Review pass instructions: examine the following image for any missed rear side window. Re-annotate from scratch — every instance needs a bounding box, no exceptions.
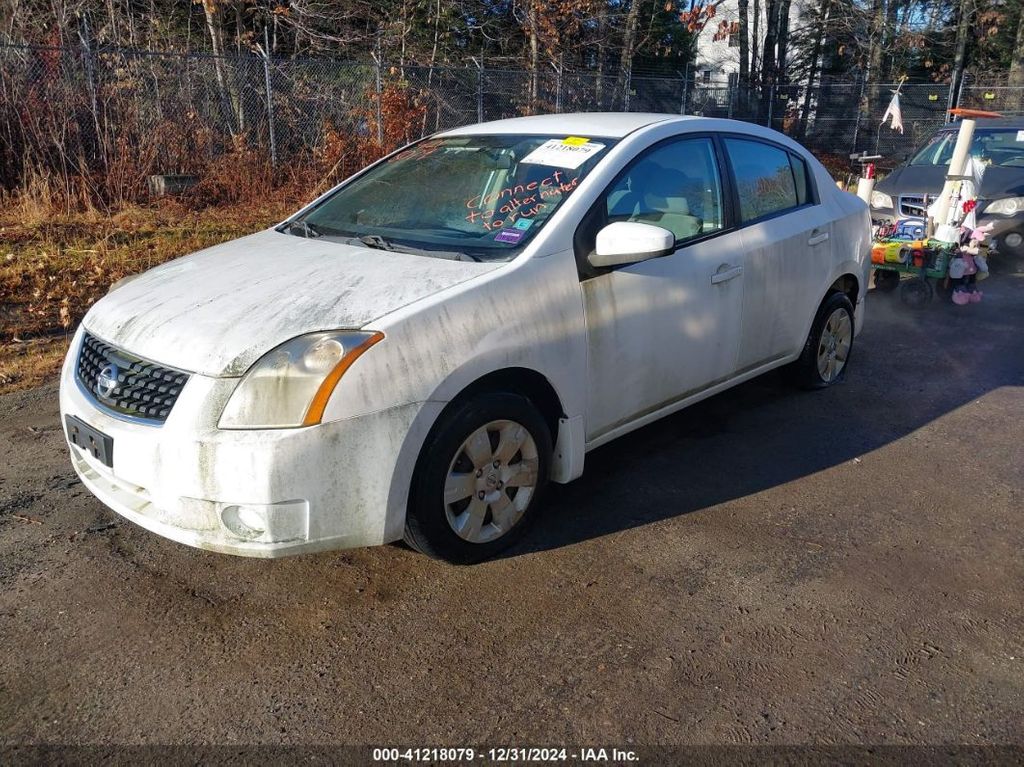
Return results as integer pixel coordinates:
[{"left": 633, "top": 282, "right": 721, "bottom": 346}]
[
  {"left": 724, "top": 138, "right": 803, "bottom": 222},
  {"left": 790, "top": 154, "right": 812, "bottom": 206}
]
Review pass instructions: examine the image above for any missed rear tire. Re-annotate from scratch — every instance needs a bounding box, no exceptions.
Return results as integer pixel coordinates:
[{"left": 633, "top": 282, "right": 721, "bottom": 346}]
[
  {"left": 791, "top": 292, "right": 855, "bottom": 390},
  {"left": 404, "top": 392, "right": 551, "bottom": 564}
]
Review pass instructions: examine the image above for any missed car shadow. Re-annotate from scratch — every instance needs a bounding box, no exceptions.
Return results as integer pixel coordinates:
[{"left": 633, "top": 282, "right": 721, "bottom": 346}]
[{"left": 502, "top": 260, "right": 1024, "bottom": 559}]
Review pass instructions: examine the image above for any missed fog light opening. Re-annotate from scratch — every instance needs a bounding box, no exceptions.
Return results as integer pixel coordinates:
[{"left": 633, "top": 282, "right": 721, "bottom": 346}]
[
  {"left": 220, "top": 500, "right": 309, "bottom": 543},
  {"left": 221, "top": 505, "right": 266, "bottom": 540}
]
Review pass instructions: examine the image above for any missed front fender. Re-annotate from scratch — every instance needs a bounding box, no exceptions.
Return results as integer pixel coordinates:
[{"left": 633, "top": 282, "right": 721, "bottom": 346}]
[{"left": 358, "top": 251, "right": 589, "bottom": 542}]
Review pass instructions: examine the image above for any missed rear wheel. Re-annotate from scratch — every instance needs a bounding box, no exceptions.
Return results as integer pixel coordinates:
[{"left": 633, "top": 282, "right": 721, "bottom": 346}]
[
  {"left": 791, "top": 292, "right": 855, "bottom": 390},
  {"left": 404, "top": 392, "right": 551, "bottom": 564}
]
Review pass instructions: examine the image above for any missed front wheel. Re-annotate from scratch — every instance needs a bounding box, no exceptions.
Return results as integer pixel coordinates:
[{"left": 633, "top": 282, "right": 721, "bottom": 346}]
[
  {"left": 404, "top": 393, "right": 551, "bottom": 564},
  {"left": 791, "top": 292, "right": 855, "bottom": 390}
]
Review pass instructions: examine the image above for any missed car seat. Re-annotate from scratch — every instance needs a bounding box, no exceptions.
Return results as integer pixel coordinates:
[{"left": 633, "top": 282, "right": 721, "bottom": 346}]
[{"left": 634, "top": 166, "right": 703, "bottom": 239}]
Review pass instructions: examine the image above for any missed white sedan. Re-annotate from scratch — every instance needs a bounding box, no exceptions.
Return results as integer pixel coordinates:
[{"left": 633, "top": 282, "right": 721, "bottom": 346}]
[{"left": 60, "top": 113, "right": 871, "bottom": 563}]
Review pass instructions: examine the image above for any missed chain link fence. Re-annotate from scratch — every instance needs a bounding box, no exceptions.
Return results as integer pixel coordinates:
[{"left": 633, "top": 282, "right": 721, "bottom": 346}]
[{"left": 2, "top": 41, "right": 1023, "bottom": 201}]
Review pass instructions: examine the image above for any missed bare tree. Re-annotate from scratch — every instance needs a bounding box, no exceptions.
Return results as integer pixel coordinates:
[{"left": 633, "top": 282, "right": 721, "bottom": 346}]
[
  {"left": 1008, "top": 4, "right": 1024, "bottom": 87},
  {"left": 613, "top": 0, "right": 642, "bottom": 109},
  {"left": 798, "top": 0, "right": 830, "bottom": 138},
  {"left": 737, "top": 0, "right": 749, "bottom": 86},
  {"left": 775, "top": 0, "right": 792, "bottom": 82}
]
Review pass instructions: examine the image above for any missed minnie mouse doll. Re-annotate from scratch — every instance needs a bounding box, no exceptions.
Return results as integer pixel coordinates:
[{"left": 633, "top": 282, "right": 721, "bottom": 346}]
[{"left": 950, "top": 223, "right": 993, "bottom": 305}]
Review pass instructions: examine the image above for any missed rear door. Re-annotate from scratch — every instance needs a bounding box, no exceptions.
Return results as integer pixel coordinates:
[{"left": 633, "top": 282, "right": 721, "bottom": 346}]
[{"left": 721, "top": 137, "right": 834, "bottom": 369}]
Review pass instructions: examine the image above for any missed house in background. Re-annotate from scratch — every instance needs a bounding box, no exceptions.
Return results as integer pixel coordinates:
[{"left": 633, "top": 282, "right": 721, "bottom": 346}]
[{"left": 691, "top": 0, "right": 808, "bottom": 86}]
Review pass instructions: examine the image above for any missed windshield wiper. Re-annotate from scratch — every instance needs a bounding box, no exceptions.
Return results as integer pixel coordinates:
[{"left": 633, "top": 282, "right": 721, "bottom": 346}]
[
  {"left": 359, "top": 234, "right": 395, "bottom": 250},
  {"left": 344, "top": 235, "right": 481, "bottom": 262},
  {"left": 283, "top": 220, "right": 324, "bottom": 238}
]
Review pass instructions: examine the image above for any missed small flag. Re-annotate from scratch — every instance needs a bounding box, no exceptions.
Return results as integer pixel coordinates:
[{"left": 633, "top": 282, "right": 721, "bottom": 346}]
[{"left": 881, "top": 91, "right": 904, "bottom": 134}]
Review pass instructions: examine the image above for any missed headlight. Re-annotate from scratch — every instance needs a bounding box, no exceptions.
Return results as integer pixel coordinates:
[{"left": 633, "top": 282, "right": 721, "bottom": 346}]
[
  {"left": 870, "top": 191, "right": 894, "bottom": 209},
  {"left": 219, "top": 331, "right": 383, "bottom": 429},
  {"left": 985, "top": 197, "right": 1024, "bottom": 216}
]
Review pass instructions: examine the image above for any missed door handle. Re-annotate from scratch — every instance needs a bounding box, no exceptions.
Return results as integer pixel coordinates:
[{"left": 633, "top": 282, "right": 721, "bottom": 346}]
[
  {"left": 808, "top": 230, "right": 830, "bottom": 246},
  {"left": 711, "top": 265, "right": 744, "bottom": 284}
]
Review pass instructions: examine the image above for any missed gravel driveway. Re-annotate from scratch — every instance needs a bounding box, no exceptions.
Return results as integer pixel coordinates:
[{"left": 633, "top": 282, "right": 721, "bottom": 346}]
[{"left": 2, "top": 266, "right": 1022, "bottom": 752}]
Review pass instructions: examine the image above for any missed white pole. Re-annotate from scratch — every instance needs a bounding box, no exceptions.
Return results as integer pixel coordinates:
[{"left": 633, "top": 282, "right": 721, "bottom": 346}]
[
  {"left": 931, "top": 117, "right": 976, "bottom": 242},
  {"left": 856, "top": 177, "right": 875, "bottom": 204}
]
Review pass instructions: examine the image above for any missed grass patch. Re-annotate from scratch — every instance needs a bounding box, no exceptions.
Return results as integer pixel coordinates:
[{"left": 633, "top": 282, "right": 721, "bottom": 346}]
[
  {"left": 0, "top": 337, "right": 68, "bottom": 395},
  {"left": 0, "top": 197, "right": 293, "bottom": 393}
]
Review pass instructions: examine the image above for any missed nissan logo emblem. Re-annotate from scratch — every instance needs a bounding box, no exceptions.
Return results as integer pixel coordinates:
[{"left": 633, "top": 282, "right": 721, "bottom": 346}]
[{"left": 96, "top": 363, "right": 120, "bottom": 399}]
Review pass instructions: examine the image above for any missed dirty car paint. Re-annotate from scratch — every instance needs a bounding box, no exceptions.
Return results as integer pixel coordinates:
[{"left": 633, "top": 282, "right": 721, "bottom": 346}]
[{"left": 82, "top": 229, "right": 500, "bottom": 377}]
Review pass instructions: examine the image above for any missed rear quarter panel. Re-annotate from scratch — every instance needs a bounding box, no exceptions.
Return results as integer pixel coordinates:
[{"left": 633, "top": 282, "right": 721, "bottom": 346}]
[
  {"left": 789, "top": 167, "right": 871, "bottom": 346},
  {"left": 832, "top": 189, "right": 873, "bottom": 307}
]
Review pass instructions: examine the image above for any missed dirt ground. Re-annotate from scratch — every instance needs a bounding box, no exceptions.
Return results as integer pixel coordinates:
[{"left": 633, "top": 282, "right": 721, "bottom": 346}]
[{"left": 1, "top": 265, "right": 1023, "bottom": 751}]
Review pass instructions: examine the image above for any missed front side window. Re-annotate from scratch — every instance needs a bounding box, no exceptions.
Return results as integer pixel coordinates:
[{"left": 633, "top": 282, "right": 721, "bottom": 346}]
[
  {"left": 724, "top": 137, "right": 800, "bottom": 222},
  {"left": 290, "top": 134, "right": 615, "bottom": 261},
  {"left": 603, "top": 136, "right": 725, "bottom": 243}
]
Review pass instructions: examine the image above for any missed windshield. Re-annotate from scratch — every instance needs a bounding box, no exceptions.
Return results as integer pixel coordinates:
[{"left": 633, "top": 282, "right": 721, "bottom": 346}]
[
  {"left": 909, "top": 128, "right": 1024, "bottom": 168},
  {"left": 289, "top": 133, "right": 616, "bottom": 261}
]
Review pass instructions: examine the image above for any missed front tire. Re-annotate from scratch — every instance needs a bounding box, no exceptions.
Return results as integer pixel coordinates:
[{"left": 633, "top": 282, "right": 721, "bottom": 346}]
[
  {"left": 404, "top": 392, "right": 551, "bottom": 564},
  {"left": 792, "top": 292, "right": 855, "bottom": 390}
]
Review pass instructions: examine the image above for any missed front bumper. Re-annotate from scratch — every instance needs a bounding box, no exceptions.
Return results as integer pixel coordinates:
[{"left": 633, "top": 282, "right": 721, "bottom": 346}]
[{"left": 59, "top": 330, "right": 426, "bottom": 557}]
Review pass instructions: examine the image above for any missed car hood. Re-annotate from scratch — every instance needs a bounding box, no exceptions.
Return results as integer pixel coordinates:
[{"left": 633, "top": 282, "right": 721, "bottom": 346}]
[
  {"left": 83, "top": 229, "right": 500, "bottom": 377},
  {"left": 877, "top": 162, "right": 1024, "bottom": 200}
]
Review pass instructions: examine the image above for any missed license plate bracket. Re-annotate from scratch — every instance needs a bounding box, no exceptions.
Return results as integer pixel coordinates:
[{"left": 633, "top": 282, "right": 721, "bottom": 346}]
[{"left": 66, "top": 415, "right": 114, "bottom": 468}]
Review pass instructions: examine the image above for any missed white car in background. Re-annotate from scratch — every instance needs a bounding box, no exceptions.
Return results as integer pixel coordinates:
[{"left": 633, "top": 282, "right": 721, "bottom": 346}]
[{"left": 60, "top": 113, "right": 871, "bottom": 564}]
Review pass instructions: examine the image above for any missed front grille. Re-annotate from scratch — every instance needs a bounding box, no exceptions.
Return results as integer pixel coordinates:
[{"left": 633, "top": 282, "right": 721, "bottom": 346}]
[
  {"left": 899, "top": 194, "right": 928, "bottom": 217},
  {"left": 76, "top": 333, "right": 189, "bottom": 423}
]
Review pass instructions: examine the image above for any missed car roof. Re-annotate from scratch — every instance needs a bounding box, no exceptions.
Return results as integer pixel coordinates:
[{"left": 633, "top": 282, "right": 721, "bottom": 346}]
[
  {"left": 938, "top": 116, "right": 1024, "bottom": 131},
  {"left": 438, "top": 112, "right": 699, "bottom": 139}
]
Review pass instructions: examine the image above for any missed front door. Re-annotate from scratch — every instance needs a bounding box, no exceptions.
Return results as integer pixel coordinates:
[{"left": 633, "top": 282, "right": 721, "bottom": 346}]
[{"left": 579, "top": 135, "right": 745, "bottom": 441}]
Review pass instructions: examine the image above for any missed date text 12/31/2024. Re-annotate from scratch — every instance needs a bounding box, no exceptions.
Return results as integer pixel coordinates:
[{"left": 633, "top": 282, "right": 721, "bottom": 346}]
[{"left": 372, "top": 747, "right": 639, "bottom": 762}]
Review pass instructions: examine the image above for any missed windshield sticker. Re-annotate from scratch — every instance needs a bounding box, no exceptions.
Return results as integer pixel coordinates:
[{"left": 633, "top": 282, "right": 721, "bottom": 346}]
[
  {"left": 522, "top": 139, "right": 606, "bottom": 169},
  {"left": 514, "top": 218, "right": 533, "bottom": 230},
  {"left": 1017, "top": 130, "right": 1024, "bottom": 142},
  {"left": 494, "top": 229, "right": 524, "bottom": 244},
  {"left": 562, "top": 136, "right": 590, "bottom": 146}
]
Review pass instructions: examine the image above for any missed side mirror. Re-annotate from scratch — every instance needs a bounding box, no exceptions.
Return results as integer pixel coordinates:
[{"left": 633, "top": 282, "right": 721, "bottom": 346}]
[{"left": 589, "top": 222, "right": 675, "bottom": 269}]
